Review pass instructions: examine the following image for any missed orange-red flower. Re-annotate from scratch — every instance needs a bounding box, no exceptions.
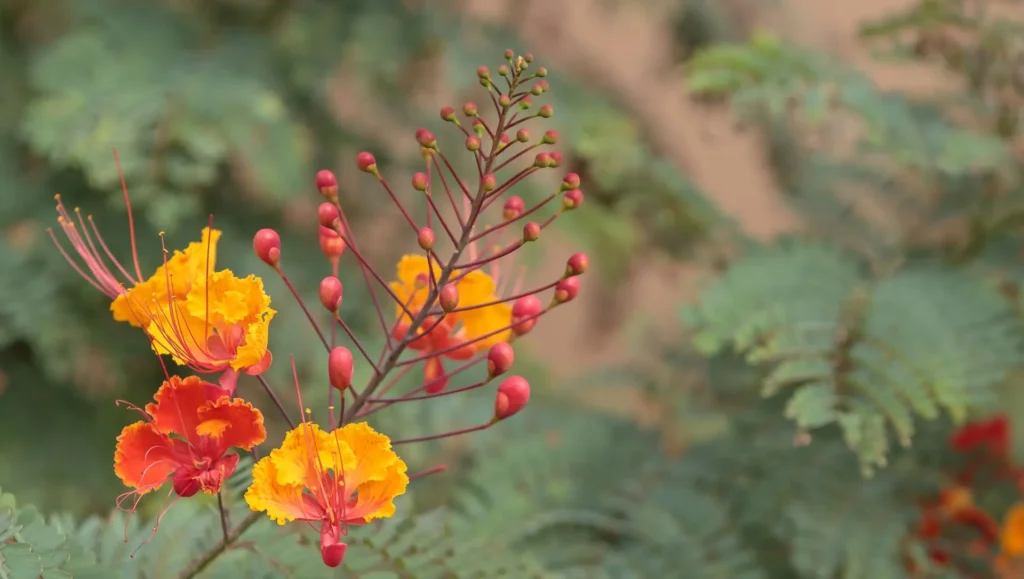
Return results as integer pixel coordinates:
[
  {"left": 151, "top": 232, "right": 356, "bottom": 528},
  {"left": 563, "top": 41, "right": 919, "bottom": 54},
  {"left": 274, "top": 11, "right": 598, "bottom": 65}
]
[
  {"left": 389, "top": 255, "right": 512, "bottom": 392},
  {"left": 114, "top": 375, "right": 265, "bottom": 503},
  {"left": 244, "top": 421, "right": 408, "bottom": 567}
]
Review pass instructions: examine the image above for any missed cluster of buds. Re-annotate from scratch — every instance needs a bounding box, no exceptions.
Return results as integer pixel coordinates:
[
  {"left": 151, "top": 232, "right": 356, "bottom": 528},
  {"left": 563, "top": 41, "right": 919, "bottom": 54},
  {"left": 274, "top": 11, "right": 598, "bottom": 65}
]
[
  {"left": 908, "top": 415, "right": 1024, "bottom": 576},
  {"left": 49, "top": 49, "right": 587, "bottom": 569}
]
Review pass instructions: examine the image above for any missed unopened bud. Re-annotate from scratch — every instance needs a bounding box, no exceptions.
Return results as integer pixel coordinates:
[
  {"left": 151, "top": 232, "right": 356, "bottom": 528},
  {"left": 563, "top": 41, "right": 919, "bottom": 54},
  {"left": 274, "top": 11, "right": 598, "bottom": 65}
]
[
  {"left": 518, "top": 96, "right": 533, "bottom": 110},
  {"left": 173, "top": 472, "right": 200, "bottom": 498},
  {"left": 253, "top": 229, "right": 281, "bottom": 267},
  {"left": 565, "top": 252, "right": 589, "bottom": 277},
  {"left": 516, "top": 129, "right": 530, "bottom": 143},
  {"left": 563, "top": 189, "right": 583, "bottom": 210},
  {"left": 503, "top": 196, "right": 524, "bottom": 220},
  {"left": 440, "top": 106, "right": 456, "bottom": 122},
  {"left": 482, "top": 174, "right": 497, "bottom": 192},
  {"left": 439, "top": 284, "right": 459, "bottom": 312},
  {"left": 542, "top": 130, "right": 558, "bottom": 144},
  {"left": 487, "top": 343, "right": 514, "bottom": 377},
  {"left": 412, "top": 172, "right": 429, "bottom": 192},
  {"left": 316, "top": 170, "right": 338, "bottom": 197},
  {"left": 328, "top": 347, "right": 354, "bottom": 392},
  {"left": 498, "top": 94, "right": 511, "bottom": 108},
  {"left": 318, "top": 203, "right": 340, "bottom": 228},
  {"left": 523, "top": 222, "right": 541, "bottom": 242},
  {"left": 416, "top": 128, "right": 437, "bottom": 149},
  {"left": 463, "top": 102, "right": 478, "bottom": 117},
  {"left": 494, "top": 376, "right": 530, "bottom": 420},
  {"left": 504, "top": 48, "right": 514, "bottom": 60},
  {"left": 472, "top": 118, "right": 485, "bottom": 136},
  {"left": 539, "top": 104, "right": 553, "bottom": 118},
  {"left": 554, "top": 276, "right": 580, "bottom": 303},
  {"left": 417, "top": 227, "right": 435, "bottom": 251},
  {"left": 319, "top": 226, "right": 346, "bottom": 259},
  {"left": 356, "top": 152, "right": 377, "bottom": 174},
  {"left": 561, "top": 173, "right": 581, "bottom": 191},
  {"left": 477, "top": 66, "right": 490, "bottom": 79},
  {"left": 536, "top": 66, "right": 548, "bottom": 77},
  {"left": 499, "top": 133, "right": 511, "bottom": 147},
  {"left": 512, "top": 295, "right": 542, "bottom": 335},
  {"left": 534, "top": 152, "right": 553, "bottom": 168},
  {"left": 498, "top": 64, "right": 509, "bottom": 77},
  {"left": 549, "top": 152, "right": 563, "bottom": 167},
  {"left": 321, "top": 541, "right": 347, "bottom": 568},
  {"left": 523, "top": 53, "right": 534, "bottom": 63},
  {"left": 319, "top": 276, "right": 343, "bottom": 311},
  {"left": 466, "top": 136, "right": 481, "bottom": 152}
]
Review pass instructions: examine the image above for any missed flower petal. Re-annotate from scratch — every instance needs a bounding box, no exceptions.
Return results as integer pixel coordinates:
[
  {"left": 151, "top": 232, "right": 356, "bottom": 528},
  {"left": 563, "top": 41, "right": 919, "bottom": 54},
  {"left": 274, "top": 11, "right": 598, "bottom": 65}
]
[
  {"left": 145, "top": 375, "right": 215, "bottom": 443},
  {"left": 196, "top": 397, "right": 266, "bottom": 454},
  {"left": 245, "top": 454, "right": 319, "bottom": 525},
  {"left": 113, "top": 421, "right": 178, "bottom": 493},
  {"left": 331, "top": 422, "right": 408, "bottom": 523},
  {"left": 271, "top": 423, "right": 352, "bottom": 488},
  {"left": 1002, "top": 502, "right": 1024, "bottom": 557}
]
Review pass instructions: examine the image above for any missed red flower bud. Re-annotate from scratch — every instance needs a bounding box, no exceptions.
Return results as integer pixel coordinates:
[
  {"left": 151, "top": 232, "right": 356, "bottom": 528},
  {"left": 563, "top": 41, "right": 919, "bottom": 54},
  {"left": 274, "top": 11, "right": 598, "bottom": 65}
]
[
  {"left": 417, "top": 227, "right": 435, "bottom": 251},
  {"left": 463, "top": 101, "right": 478, "bottom": 117},
  {"left": 482, "top": 174, "right": 497, "bottom": 192},
  {"left": 321, "top": 541, "right": 347, "bottom": 568},
  {"left": 519, "top": 96, "right": 533, "bottom": 110},
  {"left": 516, "top": 129, "right": 530, "bottom": 143},
  {"left": 465, "top": 136, "right": 481, "bottom": 152},
  {"left": 328, "top": 346, "right": 354, "bottom": 392},
  {"left": 487, "top": 342, "right": 514, "bottom": 377},
  {"left": 565, "top": 252, "right": 589, "bottom": 277},
  {"left": 523, "top": 222, "right": 541, "bottom": 242},
  {"left": 319, "top": 226, "right": 346, "bottom": 259},
  {"left": 173, "top": 471, "right": 201, "bottom": 498},
  {"left": 512, "top": 295, "right": 542, "bottom": 335},
  {"left": 554, "top": 276, "right": 580, "bottom": 303},
  {"left": 440, "top": 106, "right": 456, "bottom": 122},
  {"left": 356, "top": 152, "right": 376, "bottom": 173},
  {"left": 523, "top": 53, "right": 534, "bottom": 63},
  {"left": 476, "top": 66, "right": 490, "bottom": 79},
  {"left": 549, "top": 151, "right": 563, "bottom": 168},
  {"left": 494, "top": 376, "right": 530, "bottom": 420},
  {"left": 498, "top": 64, "right": 509, "bottom": 77},
  {"left": 504, "top": 48, "right": 515, "bottom": 60},
  {"left": 530, "top": 83, "right": 544, "bottom": 96},
  {"left": 563, "top": 188, "right": 583, "bottom": 210},
  {"left": 498, "top": 94, "right": 511, "bottom": 108},
  {"left": 503, "top": 196, "right": 524, "bottom": 220},
  {"left": 253, "top": 228, "right": 281, "bottom": 267},
  {"left": 416, "top": 128, "right": 437, "bottom": 149},
  {"left": 499, "top": 133, "right": 511, "bottom": 146},
  {"left": 472, "top": 118, "right": 485, "bottom": 136},
  {"left": 562, "top": 173, "right": 581, "bottom": 191},
  {"left": 536, "top": 66, "right": 548, "bottom": 77},
  {"left": 542, "top": 130, "right": 558, "bottom": 144},
  {"left": 539, "top": 104, "right": 554, "bottom": 118},
  {"left": 318, "top": 202, "right": 340, "bottom": 228},
  {"left": 319, "top": 276, "right": 343, "bottom": 311},
  {"left": 412, "top": 172, "right": 429, "bottom": 192},
  {"left": 534, "top": 152, "right": 553, "bottom": 168},
  {"left": 439, "top": 284, "right": 459, "bottom": 312},
  {"left": 316, "top": 170, "right": 338, "bottom": 197}
]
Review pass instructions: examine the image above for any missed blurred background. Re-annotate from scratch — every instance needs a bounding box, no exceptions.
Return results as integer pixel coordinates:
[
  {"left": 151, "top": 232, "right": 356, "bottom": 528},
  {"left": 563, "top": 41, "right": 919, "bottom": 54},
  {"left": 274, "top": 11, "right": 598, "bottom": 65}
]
[{"left": 4, "top": 0, "right": 1024, "bottom": 577}]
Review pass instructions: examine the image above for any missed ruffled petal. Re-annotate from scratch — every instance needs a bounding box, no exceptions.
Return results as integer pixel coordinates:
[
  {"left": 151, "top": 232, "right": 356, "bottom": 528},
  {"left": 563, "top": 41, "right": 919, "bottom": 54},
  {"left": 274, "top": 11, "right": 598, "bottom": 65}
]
[
  {"left": 196, "top": 397, "right": 266, "bottom": 454},
  {"left": 113, "top": 422, "right": 178, "bottom": 493},
  {"left": 145, "top": 375, "right": 215, "bottom": 443},
  {"left": 1002, "top": 502, "right": 1024, "bottom": 557},
  {"left": 332, "top": 422, "right": 408, "bottom": 523},
  {"left": 245, "top": 454, "right": 320, "bottom": 525}
]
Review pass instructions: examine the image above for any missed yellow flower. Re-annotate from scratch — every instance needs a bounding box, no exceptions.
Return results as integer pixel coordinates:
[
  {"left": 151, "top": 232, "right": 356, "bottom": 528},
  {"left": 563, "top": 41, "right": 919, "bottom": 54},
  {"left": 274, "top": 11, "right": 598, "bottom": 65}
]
[
  {"left": 142, "top": 269, "right": 276, "bottom": 374},
  {"left": 244, "top": 422, "right": 408, "bottom": 526},
  {"left": 388, "top": 254, "right": 512, "bottom": 351},
  {"left": 111, "top": 227, "right": 222, "bottom": 327}
]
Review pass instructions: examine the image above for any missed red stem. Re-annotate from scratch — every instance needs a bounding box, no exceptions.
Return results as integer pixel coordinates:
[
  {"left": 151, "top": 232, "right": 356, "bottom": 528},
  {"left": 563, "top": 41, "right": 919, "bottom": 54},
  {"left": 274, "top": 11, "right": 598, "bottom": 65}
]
[
  {"left": 392, "top": 422, "right": 492, "bottom": 445},
  {"left": 277, "top": 270, "right": 330, "bottom": 351}
]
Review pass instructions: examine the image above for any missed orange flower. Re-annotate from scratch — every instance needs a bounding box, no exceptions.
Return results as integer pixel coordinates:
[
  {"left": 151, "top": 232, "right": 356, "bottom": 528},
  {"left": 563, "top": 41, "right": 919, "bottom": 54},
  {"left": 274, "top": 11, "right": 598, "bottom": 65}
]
[
  {"left": 388, "top": 255, "right": 512, "bottom": 392},
  {"left": 244, "top": 421, "right": 408, "bottom": 567},
  {"left": 1001, "top": 502, "right": 1024, "bottom": 558},
  {"left": 114, "top": 375, "right": 265, "bottom": 503}
]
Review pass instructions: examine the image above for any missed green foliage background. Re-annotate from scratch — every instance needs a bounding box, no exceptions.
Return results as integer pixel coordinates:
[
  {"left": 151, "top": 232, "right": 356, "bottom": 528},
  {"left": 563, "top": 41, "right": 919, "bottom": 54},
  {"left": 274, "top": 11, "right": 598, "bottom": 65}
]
[{"left": 3, "top": 0, "right": 1024, "bottom": 577}]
